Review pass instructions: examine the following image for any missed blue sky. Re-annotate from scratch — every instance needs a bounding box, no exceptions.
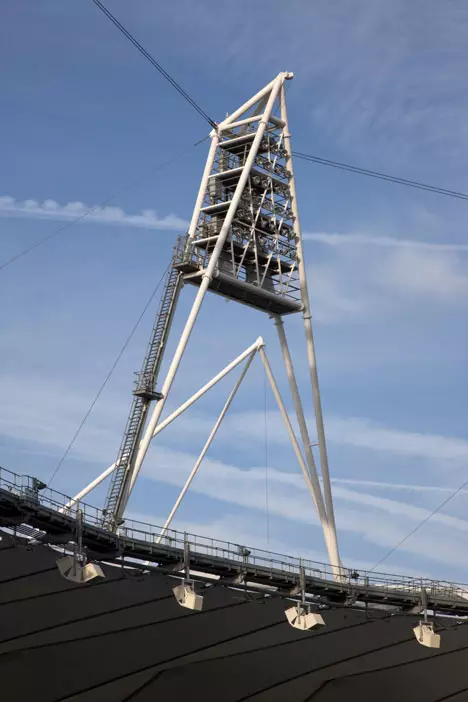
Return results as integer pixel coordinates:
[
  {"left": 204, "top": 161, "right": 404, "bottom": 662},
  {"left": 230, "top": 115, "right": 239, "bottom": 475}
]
[{"left": 1, "top": 0, "right": 468, "bottom": 581}]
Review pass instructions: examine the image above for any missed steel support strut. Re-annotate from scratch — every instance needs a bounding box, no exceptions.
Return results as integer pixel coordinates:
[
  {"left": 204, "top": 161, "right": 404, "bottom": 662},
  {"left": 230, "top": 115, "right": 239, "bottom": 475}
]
[
  {"left": 272, "top": 315, "right": 339, "bottom": 572},
  {"left": 279, "top": 85, "right": 340, "bottom": 570},
  {"left": 64, "top": 339, "right": 264, "bottom": 510},
  {"left": 258, "top": 347, "right": 340, "bottom": 577},
  {"left": 156, "top": 350, "right": 257, "bottom": 543}
]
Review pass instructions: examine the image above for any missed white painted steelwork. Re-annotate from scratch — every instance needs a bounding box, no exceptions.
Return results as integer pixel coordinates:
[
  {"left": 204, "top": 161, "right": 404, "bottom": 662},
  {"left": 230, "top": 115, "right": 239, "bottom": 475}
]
[{"left": 85, "top": 74, "right": 341, "bottom": 572}]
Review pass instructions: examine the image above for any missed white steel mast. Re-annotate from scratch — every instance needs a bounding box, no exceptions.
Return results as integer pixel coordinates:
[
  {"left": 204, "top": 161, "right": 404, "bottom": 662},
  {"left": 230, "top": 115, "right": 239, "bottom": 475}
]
[{"left": 101, "top": 72, "right": 341, "bottom": 571}]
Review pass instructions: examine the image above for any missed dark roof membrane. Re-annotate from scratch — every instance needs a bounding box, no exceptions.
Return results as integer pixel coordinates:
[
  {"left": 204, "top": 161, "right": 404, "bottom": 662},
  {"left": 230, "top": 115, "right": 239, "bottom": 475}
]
[{"left": 1, "top": 532, "right": 468, "bottom": 702}]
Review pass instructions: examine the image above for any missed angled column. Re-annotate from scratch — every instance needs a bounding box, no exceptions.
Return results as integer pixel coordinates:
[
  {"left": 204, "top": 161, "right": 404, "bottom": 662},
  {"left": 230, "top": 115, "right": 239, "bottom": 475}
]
[
  {"left": 103, "top": 70, "right": 341, "bottom": 575},
  {"left": 259, "top": 347, "right": 340, "bottom": 577},
  {"left": 272, "top": 314, "right": 337, "bottom": 563},
  {"left": 279, "top": 85, "right": 340, "bottom": 563},
  {"left": 156, "top": 349, "right": 256, "bottom": 542}
]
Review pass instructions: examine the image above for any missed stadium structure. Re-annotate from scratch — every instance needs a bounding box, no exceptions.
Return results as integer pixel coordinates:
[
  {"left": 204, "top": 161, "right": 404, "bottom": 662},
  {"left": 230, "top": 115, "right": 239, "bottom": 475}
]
[{"left": 2, "top": 73, "right": 468, "bottom": 701}]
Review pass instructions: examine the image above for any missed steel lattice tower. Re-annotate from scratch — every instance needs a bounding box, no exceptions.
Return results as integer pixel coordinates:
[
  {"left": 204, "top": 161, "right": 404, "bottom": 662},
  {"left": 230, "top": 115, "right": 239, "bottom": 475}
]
[{"left": 101, "top": 72, "right": 341, "bottom": 571}]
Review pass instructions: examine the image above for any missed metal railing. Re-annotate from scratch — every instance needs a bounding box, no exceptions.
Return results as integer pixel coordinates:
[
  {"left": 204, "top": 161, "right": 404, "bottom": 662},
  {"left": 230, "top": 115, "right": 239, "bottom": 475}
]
[
  {"left": 1, "top": 465, "right": 468, "bottom": 605},
  {"left": 174, "top": 234, "right": 301, "bottom": 304}
]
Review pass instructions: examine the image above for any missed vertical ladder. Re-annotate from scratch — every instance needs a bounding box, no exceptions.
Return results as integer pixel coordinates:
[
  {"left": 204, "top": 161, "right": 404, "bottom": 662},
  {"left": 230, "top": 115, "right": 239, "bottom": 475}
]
[{"left": 103, "top": 262, "right": 182, "bottom": 528}]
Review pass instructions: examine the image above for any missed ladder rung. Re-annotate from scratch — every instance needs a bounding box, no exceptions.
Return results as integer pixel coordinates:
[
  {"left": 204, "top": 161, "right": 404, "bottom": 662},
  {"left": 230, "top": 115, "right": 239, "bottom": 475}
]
[{"left": 104, "top": 268, "right": 181, "bottom": 522}]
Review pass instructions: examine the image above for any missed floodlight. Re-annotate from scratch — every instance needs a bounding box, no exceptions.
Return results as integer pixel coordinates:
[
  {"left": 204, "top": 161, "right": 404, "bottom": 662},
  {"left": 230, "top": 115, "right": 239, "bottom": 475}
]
[
  {"left": 285, "top": 605, "right": 325, "bottom": 631},
  {"left": 413, "top": 622, "right": 440, "bottom": 649},
  {"left": 173, "top": 581, "right": 203, "bottom": 611},
  {"left": 57, "top": 556, "right": 105, "bottom": 584}
]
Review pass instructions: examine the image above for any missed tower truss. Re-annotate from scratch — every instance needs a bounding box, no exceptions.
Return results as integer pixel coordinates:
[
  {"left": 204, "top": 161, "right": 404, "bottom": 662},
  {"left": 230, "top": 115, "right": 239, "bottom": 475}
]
[
  {"left": 99, "top": 72, "right": 341, "bottom": 573},
  {"left": 174, "top": 87, "right": 301, "bottom": 315}
]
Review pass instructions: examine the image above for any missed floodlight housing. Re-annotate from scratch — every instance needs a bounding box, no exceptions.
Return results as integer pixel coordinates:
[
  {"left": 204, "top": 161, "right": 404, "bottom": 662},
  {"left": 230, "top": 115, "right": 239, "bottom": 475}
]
[
  {"left": 56, "top": 556, "right": 105, "bottom": 584},
  {"left": 413, "top": 622, "right": 441, "bottom": 649},
  {"left": 173, "top": 582, "right": 204, "bottom": 611},
  {"left": 285, "top": 605, "right": 325, "bottom": 631}
]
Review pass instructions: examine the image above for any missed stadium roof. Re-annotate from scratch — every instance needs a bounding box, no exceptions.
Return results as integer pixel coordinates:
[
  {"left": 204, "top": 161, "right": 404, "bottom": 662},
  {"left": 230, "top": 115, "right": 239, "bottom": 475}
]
[{"left": 1, "top": 530, "right": 468, "bottom": 702}]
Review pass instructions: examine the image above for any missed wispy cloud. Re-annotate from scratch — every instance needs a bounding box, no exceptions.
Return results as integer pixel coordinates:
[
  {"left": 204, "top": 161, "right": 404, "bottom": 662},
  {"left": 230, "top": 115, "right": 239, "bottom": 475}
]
[
  {"left": 2, "top": 370, "right": 468, "bottom": 572},
  {"left": 331, "top": 477, "right": 468, "bottom": 494},
  {"left": 0, "top": 195, "right": 188, "bottom": 231},
  {"left": 307, "top": 261, "right": 365, "bottom": 323},
  {"left": 376, "top": 246, "right": 468, "bottom": 299},
  {"left": 304, "top": 231, "right": 468, "bottom": 252},
  {"left": 3, "top": 371, "right": 467, "bottom": 486},
  {"left": 303, "top": 230, "right": 468, "bottom": 325},
  {"left": 2, "top": 192, "right": 464, "bottom": 253},
  {"left": 302, "top": 2, "right": 468, "bottom": 163},
  {"left": 141, "top": 444, "right": 468, "bottom": 535},
  {"left": 153, "top": 1, "right": 468, "bottom": 165},
  {"left": 207, "top": 410, "right": 468, "bottom": 464},
  {"left": 326, "top": 415, "right": 468, "bottom": 462},
  {"left": 138, "top": 444, "right": 468, "bottom": 571}
]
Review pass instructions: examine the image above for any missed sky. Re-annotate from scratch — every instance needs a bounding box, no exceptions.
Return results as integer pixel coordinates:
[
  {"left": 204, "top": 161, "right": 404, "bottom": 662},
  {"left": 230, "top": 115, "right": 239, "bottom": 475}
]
[{"left": 1, "top": 0, "right": 468, "bottom": 583}]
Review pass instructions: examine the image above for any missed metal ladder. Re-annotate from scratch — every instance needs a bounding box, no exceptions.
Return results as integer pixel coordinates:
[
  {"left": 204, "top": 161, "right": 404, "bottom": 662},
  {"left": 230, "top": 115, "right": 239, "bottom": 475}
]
[{"left": 103, "top": 262, "right": 182, "bottom": 528}]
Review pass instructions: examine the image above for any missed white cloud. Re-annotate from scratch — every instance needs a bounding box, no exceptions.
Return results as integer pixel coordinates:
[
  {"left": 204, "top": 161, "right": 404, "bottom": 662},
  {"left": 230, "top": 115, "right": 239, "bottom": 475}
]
[
  {"left": 304, "top": 231, "right": 468, "bottom": 252},
  {"left": 140, "top": 443, "right": 468, "bottom": 535},
  {"left": 3, "top": 369, "right": 468, "bottom": 479},
  {"left": 326, "top": 415, "right": 468, "bottom": 462},
  {"left": 302, "top": 231, "right": 468, "bottom": 326},
  {"left": 3, "top": 371, "right": 467, "bottom": 494},
  {"left": 137, "top": 443, "right": 468, "bottom": 571},
  {"left": 332, "top": 483, "right": 468, "bottom": 533},
  {"left": 141, "top": 446, "right": 311, "bottom": 525},
  {"left": 331, "top": 477, "right": 468, "bottom": 495},
  {"left": 205, "top": 410, "right": 468, "bottom": 464},
  {"left": 151, "top": 1, "right": 468, "bottom": 163},
  {"left": 5, "top": 368, "right": 464, "bottom": 574},
  {"left": 2, "top": 371, "right": 468, "bottom": 572},
  {"left": 0, "top": 373, "right": 125, "bottom": 466},
  {"left": 301, "top": 2, "right": 468, "bottom": 161},
  {"left": 307, "top": 261, "right": 365, "bottom": 323},
  {"left": 0, "top": 195, "right": 188, "bottom": 231},
  {"left": 377, "top": 246, "right": 468, "bottom": 299}
]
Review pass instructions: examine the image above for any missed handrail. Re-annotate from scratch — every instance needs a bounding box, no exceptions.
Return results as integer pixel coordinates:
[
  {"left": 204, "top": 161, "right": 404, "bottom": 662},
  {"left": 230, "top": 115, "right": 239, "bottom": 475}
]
[{"left": 1, "top": 465, "right": 467, "bottom": 605}]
